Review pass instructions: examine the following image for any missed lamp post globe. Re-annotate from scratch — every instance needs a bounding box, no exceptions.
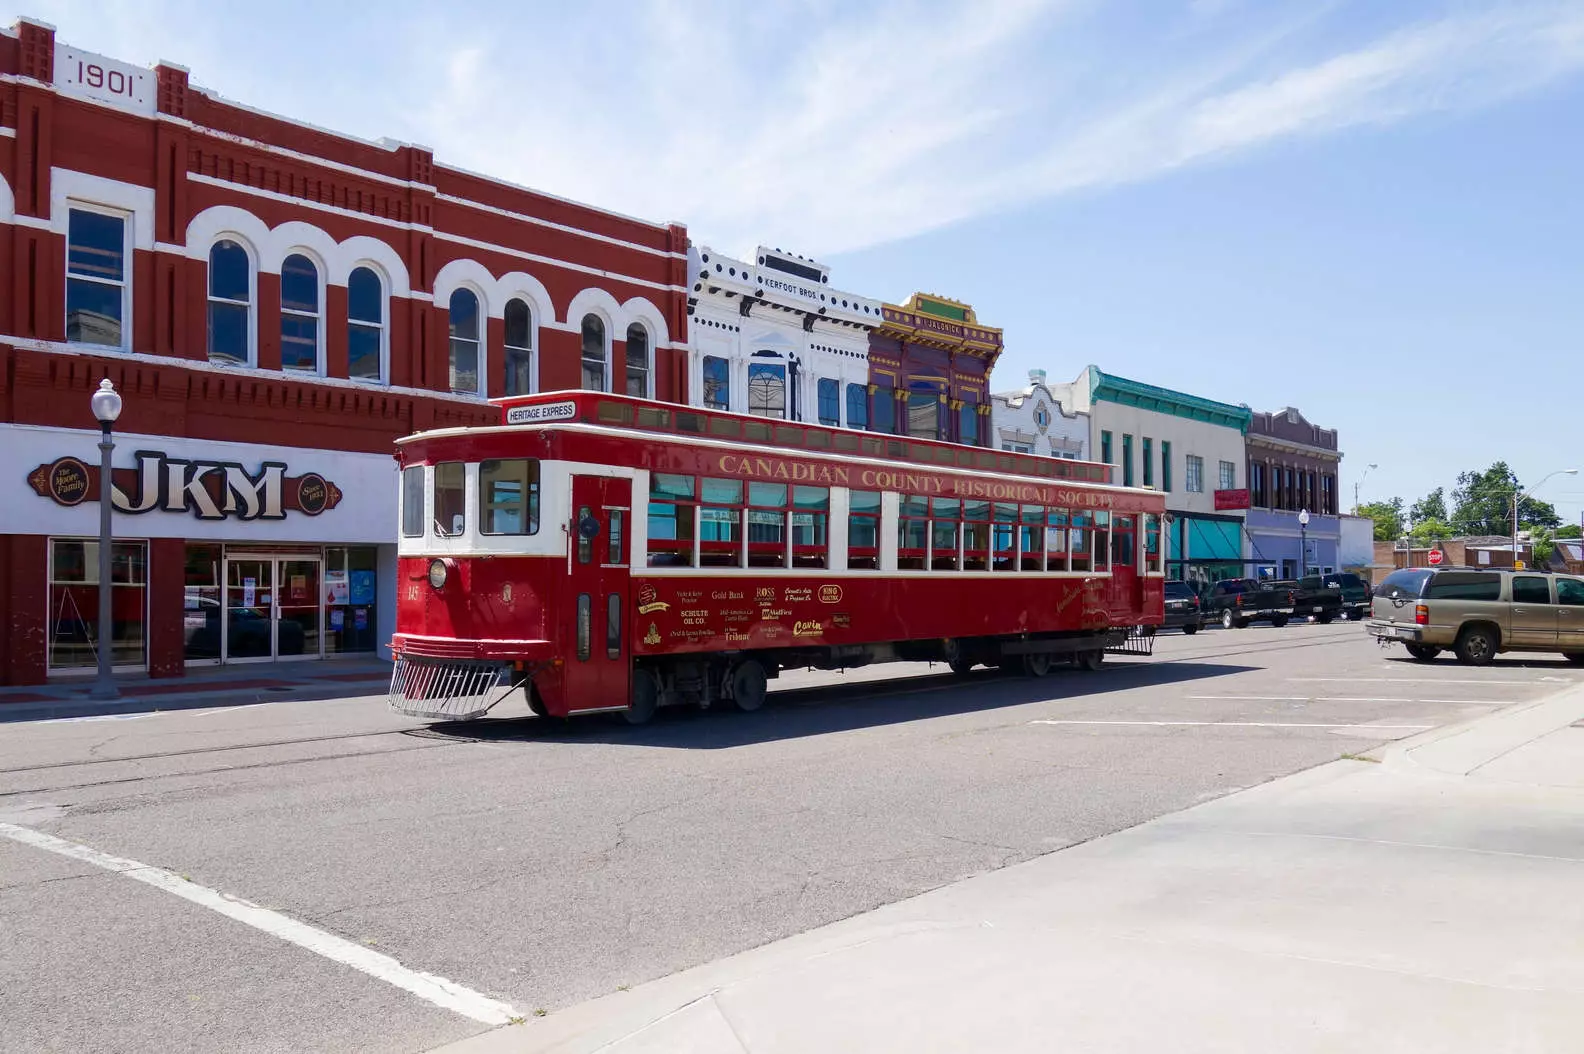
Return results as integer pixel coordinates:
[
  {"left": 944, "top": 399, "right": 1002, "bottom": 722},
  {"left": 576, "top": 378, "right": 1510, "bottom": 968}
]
[
  {"left": 1298, "top": 509, "right": 1310, "bottom": 578},
  {"left": 90, "top": 379, "right": 121, "bottom": 700}
]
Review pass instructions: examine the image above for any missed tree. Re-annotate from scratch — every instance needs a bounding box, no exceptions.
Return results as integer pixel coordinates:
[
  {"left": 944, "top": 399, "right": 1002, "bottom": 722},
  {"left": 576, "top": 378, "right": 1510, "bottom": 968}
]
[
  {"left": 1408, "top": 518, "right": 1451, "bottom": 547},
  {"left": 1409, "top": 488, "right": 1447, "bottom": 526},
  {"left": 1357, "top": 498, "right": 1405, "bottom": 541},
  {"left": 1450, "top": 462, "right": 1563, "bottom": 536},
  {"left": 1532, "top": 526, "right": 1557, "bottom": 567},
  {"left": 1557, "top": 524, "right": 1582, "bottom": 540}
]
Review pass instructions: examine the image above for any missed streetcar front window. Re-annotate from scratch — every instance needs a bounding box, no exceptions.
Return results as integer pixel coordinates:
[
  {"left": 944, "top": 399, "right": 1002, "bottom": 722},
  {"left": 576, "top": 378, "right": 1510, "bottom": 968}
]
[
  {"left": 434, "top": 462, "right": 465, "bottom": 537},
  {"left": 401, "top": 465, "right": 424, "bottom": 538},
  {"left": 480, "top": 459, "right": 539, "bottom": 536}
]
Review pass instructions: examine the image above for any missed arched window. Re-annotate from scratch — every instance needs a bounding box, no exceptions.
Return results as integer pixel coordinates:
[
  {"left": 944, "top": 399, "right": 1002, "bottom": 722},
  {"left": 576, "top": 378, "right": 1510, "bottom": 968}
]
[
  {"left": 347, "top": 266, "right": 384, "bottom": 382},
  {"left": 624, "top": 323, "right": 650, "bottom": 398},
  {"left": 207, "top": 239, "right": 251, "bottom": 365},
  {"left": 747, "top": 362, "right": 786, "bottom": 419},
  {"left": 580, "top": 314, "right": 606, "bottom": 391},
  {"left": 702, "top": 355, "right": 730, "bottom": 410},
  {"left": 448, "top": 289, "right": 481, "bottom": 394},
  {"left": 280, "top": 253, "right": 320, "bottom": 373},
  {"left": 504, "top": 298, "right": 533, "bottom": 396}
]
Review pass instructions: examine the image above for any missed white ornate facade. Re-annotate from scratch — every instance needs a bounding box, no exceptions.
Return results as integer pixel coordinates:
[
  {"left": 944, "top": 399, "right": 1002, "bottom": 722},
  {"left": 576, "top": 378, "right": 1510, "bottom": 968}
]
[
  {"left": 686, "top": 246, "right": 880, "bottom": 426},
  {"left": 989, "top": 371, "right": 1089, "bottom": 459}
]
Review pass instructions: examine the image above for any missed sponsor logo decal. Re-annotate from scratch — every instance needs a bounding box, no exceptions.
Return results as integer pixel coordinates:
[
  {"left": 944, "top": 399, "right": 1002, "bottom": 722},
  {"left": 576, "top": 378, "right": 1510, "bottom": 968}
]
[{"left": 819, "top": 584, "right": 843, "bottom": 604}]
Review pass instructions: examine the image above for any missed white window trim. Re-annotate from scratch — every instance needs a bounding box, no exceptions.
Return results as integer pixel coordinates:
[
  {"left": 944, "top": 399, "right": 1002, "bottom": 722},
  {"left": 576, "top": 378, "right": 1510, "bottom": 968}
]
[
  {"left": 206, "top": 235, "right": 258, "bottom": 368},
  {"left": 279, "top": 249, "right": 327, "bottom": 378},
  {"left": 447, "top": 286, "right": 487, "bottom": 397},
  {"left": 502, "top": 296, "right": 538, "bottom": 398},
  {"left": 64, "top": 200, "right": 133, "bottom": 353},
  {"left": 346, "top": 263, "right": 389, "bottom": 385}
]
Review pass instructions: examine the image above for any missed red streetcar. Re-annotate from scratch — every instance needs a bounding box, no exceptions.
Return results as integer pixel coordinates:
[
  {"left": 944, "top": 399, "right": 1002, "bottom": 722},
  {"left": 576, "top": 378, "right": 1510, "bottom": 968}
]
[{"left": 388, "top": 392, "right": 1167, "bottom": 723}]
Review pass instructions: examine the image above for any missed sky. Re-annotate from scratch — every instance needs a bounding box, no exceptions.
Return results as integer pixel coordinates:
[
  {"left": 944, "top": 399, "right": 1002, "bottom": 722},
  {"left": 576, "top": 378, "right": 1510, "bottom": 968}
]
[{"left": 11, "top": 0, "right": 1584, "bottom": 525}]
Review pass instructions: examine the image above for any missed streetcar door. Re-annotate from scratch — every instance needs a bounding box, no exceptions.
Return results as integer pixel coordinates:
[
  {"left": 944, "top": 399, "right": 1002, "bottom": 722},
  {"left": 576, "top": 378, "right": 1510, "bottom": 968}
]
[{"left": 564, "top": 476, "right": 632, "bottom": 712}]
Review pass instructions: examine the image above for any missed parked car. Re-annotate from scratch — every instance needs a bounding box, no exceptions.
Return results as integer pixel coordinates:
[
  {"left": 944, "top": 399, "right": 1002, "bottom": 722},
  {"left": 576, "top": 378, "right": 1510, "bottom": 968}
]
[
  {"left": 1204, "top": 578, "right": 1295, "bottom": 629},
  {"left": 1288, "top": 576, "right": 1346, "bottom": 623},
  {"left": 1367, "top": 567, "right": 1584, "bottom": 666},
  {"left": 1324, "top": 572, "right": 1371, "bottom": 620},
  {"left": 1163, "top": 581, "right": 1205, "bottom": 634},
  {"left": 184, "top": 596, "right": 305, "bottom": 659}
]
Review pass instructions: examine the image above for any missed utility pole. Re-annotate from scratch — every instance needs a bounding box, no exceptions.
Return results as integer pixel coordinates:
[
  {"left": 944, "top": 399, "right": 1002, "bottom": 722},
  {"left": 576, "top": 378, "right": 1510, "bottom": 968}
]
[{"left": 1353, "top": 463, "right": 1378, "bottom": 515}]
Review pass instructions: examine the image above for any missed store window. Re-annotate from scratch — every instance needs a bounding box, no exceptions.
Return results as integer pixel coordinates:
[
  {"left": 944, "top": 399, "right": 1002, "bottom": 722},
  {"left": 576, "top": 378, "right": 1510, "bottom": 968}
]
[
  {"left": 959, "top": 401, "right": 979, "bottom": 445},
  {"left": 1186, "top": 455, "right": 1205, "bottom": 493},
  {"left": 49, "top": 539, "right": 148, "bottom": 672},
  {"left": 325, "top": 546, "right": 380, "bottom": 654},
  {"left": 747, "top": 362, "right": 787, "bottom": 418},
  {"left": 448, "top": 289, "right": 481, "bottom": 394},
  {"left": 1219, "top": 460, "right": 1237, "bottom": 491},
  {"left": 207, "top": 239, "right": 252, "bottom": 365},
  {"left": 348, "top": 266, "right": 385, "bottom": 382},
  {"left": 183, "top": 543, "right": 224, "bottom": 662},
  {"left": 702, "top": 356, "right": 730, "bottom": 410},
  {"left": 504, "top": 298, "right": 533, "bottom": 396},
  {"left": 906, "top": 386, "right": 942, "bottom": 441},
  {"left": 872, "top": 382, "right": 896, "bottom": 433},
  {"left": 66, "top": 206, "right": 127, "bottom": 348}
]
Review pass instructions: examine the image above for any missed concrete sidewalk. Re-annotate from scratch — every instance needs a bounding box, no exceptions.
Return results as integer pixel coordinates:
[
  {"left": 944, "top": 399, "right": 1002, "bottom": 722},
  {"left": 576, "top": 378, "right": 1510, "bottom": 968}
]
[
  {"left": 437, "top": 685, "right": 1584, "bottom": 1053},
  {"left": 0, "top": 658, "right": 391, "bottom": 723}
]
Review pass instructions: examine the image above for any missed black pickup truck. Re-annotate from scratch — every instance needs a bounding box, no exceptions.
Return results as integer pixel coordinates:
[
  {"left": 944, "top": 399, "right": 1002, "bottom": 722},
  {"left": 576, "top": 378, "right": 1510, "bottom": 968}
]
[
  {"left": 1204, "top": 578, "right": 1295, "bottom": 629},
  {"left": 1285, "top": 576, "right": 1346, "bottom": 624}
]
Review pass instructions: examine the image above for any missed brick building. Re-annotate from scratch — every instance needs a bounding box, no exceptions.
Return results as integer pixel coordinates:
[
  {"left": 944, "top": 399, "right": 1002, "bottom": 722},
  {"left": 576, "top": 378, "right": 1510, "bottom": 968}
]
[
  {"left": 1244, "top": 407, "right": 1343, "bottom": 579},
  {"left": 0, "top": 18, "right": 689, "bottom": 685}
]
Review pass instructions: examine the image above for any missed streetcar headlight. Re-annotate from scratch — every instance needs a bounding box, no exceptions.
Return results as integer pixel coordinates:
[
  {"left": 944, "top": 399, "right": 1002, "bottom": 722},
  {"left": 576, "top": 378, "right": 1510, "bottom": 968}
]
[{"left": 428, "top": 559, "right": 448, "bottom": 590}]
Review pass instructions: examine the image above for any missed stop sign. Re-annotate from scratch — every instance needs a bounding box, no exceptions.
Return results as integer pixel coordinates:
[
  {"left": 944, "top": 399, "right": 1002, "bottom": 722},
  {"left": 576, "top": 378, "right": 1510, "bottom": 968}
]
[{"left": 1428, "top": 549, "right": 1444, "bottom": 566}]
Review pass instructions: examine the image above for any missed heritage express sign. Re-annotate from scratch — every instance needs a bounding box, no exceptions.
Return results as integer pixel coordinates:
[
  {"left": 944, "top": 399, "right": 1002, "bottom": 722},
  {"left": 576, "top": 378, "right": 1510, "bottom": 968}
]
[{"left": 26, "top": 451, "right": 343, "bottom": 520}]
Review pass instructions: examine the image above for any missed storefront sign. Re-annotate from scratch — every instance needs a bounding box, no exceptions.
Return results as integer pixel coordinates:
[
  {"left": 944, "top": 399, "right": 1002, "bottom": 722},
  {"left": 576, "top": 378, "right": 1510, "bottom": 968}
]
[
  {"left": 26, "top": 452, "right": 344, "bottom": 521},
  {"left": 1213, "top": 488, "right": 1250, "bottom": 511}
]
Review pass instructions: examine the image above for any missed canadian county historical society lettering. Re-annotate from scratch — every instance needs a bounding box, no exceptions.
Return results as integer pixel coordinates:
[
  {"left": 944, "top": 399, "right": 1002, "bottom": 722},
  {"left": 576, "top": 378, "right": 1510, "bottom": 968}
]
[{"left": 713, "top": 455, "right": 1116, "bottom": 508}]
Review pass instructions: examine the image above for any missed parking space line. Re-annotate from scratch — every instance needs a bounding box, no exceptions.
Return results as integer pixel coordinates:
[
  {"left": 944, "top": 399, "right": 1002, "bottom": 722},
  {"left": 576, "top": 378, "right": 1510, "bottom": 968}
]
[
  {"left": 0, "top": 821, "right": 521, "bottom": 1026},
  {"left": 1029, "top": 720, "right": 1434, "bottom": 730},
  {"left": 1187, "top": 695, "right": 1513, "bottom": 705},
  {"left": 1290, "top": 677, "right": 1563, "bottom": 686}
]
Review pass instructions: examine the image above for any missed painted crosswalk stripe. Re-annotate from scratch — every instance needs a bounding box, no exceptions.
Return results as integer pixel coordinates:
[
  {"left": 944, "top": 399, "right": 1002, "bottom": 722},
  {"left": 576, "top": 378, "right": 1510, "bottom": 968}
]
[{"left": 0, "top": 822, "right": 521, "bottom": 1026}]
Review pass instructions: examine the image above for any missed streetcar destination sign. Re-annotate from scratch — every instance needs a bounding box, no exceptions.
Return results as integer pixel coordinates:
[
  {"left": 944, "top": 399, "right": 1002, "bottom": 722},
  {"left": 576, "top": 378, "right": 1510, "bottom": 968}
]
[{"left": 506, "top": 400, "right": 578, "bottom": 425}]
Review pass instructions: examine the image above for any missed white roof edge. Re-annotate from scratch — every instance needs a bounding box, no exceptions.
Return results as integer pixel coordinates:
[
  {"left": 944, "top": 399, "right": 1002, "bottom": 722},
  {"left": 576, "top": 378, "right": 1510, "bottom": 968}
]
[
  {"left": 15, "top": 16, "right": 55, "bottom": 31},
  {"left": 156, "top": 59, "right": 189, "bottom": 73}
]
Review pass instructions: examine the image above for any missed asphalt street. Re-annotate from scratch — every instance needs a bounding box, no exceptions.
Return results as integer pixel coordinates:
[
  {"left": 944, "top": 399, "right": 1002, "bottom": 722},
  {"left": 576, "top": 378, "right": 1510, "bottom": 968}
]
[{"left": 1, "top": 623, "right": 1577, "bottom": 1053}]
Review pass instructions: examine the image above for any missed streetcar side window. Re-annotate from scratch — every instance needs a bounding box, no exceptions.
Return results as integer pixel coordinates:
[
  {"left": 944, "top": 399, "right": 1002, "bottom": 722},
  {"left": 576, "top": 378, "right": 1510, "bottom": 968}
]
[
  {"left": 792, "top": 486, "right": 829, "bottom": 569},
  {"left": 479, "top": 459, "right": 539, "bottom": 536},
  {"left": 647, "top": 473, "right": 696, "bottom": 567},
  {"left": 1144, "top": 514, "right": 1163, "bottom": 574},
  {"left": 401, "top": 465, "right": 424, "bottom": 538},
  {"left": 930, "top": 497, "right": 960, "bottom": 571},
  {"left": 848, "top": 490, "right": 881, "bottom": 570},
  {"left": 747, "top": 483, "right": 788, "bottom": 569},
  {"left": 576, "top": 594, "right": 591, "bottom": 661},
  {"left": 897, "top": 495, "right": 928, "bottom": 571},
  {"left": 1021, "top": 505, "right": 1045, "bottom": 571},
  {"left": 1093, "top": 512, "right": 1112, "bottom": 572},
  {"left": 700, "top": 477, "right": 744, "bottom": 568},
  {"left": 992, "top": 503, "right": 1018, "bottom": 571},
  {"left": 433, "top": 462, "right": 465, "bottom": 537},
  {"left": 1070, "top": 512, "right": 1092, "bottom": 572},
  {"left": 1047, "top": 509, "right": 1070, "bottom": 571},
  {"left": 963, "top": 500, "right": 990, "bottom": 571}
]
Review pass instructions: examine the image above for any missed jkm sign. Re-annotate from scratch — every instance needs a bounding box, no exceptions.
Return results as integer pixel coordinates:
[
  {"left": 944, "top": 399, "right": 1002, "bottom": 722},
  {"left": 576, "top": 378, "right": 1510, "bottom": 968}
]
[{"left": 26, "top": 451, "right": 343, "bottom": 521}]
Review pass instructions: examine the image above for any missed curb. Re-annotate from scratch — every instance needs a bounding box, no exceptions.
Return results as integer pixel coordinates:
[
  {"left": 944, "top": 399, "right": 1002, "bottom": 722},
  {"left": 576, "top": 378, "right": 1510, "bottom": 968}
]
[
  {"left": 0, "top": 679, "right": 389, "bottom": 724},
  {"left": 1377, "top": 680, "right": 1584, "bottom": 778}
]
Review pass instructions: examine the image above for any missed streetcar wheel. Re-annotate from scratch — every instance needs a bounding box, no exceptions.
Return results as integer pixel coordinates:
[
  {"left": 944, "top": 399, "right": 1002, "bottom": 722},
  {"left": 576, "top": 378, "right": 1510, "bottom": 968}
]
[
  {"left": 730, "top": 661, "right": 768, "bottom": 712},
  {"left": 624, "top": 670, "right": 658, "bottom": 725},
  {"left": 1075, "top": 649, "right": 1104, "bottom": 672},
  {"left": 524, "top": 682, "right": 549, "bottom": 718},
  {"left": 1021, "top": 652, "right": 1053, "bottom": 678},
  {"left": 1220, "top": 610, "right": 1236, "bottom": 630},
  {"left": 948, "top": 659, "right": 976, "bottom": 676}
]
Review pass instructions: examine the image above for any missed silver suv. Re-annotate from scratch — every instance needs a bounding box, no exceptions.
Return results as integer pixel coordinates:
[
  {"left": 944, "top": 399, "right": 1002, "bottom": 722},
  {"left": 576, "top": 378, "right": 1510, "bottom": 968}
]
[{"left": 1367, "top": 568, "right": 1584, "bottom": 666}]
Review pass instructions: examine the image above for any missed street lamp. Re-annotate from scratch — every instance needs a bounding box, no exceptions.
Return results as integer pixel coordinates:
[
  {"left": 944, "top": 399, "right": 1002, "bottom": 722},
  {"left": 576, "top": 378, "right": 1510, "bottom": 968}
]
[
  {"left": 1514, "top": 468, "right": 1578, "bottom": 570},
  {"left": 1353, "top": 463, "right": 1378, "bottom": 514},
  {"left": 90, "top": 378, "right": 122, "bottom": 700},
  {"left": 1298, "top": 508, "right": 1310, "bottom": 577}
]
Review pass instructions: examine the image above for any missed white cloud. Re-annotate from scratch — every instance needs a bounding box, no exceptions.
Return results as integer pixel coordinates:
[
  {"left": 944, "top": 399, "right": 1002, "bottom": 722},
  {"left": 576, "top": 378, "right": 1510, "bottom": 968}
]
[{"left": 15, "top": 0, "right": 1584, "bottom": 257}]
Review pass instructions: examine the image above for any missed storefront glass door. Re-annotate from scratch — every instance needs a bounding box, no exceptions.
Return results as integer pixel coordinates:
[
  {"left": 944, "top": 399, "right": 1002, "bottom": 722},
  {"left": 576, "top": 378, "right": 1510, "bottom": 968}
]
[{"left": 222, "top": 556, "right": 323, "bottom": 663}]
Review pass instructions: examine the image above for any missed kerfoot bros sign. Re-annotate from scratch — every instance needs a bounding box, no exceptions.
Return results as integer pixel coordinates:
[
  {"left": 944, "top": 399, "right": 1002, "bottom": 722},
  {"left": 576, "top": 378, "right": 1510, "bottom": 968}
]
[{"left": 26, "top": 451, "right": 343, "bottom": 520}]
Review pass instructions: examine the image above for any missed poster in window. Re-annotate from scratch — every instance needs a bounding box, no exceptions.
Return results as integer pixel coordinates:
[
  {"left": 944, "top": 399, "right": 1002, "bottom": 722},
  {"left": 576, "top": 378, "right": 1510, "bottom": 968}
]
[
  {"left": 349, "top": 570, "right": 376, "bottom": 606},
  {"left": 242, "top": 577, "right": 256, "bottom": 608},
  {"left": 330, "top": 609, "right": 345, "bottom": 629},
  {"left": 353, "top": 608, "right": 368, "bottom": 631},
  {"left": 290, "top": 574, "right": 308, "bottom": 601},
  {"left": 325, "top": 571, "right": 350, "bottom": 606}
]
